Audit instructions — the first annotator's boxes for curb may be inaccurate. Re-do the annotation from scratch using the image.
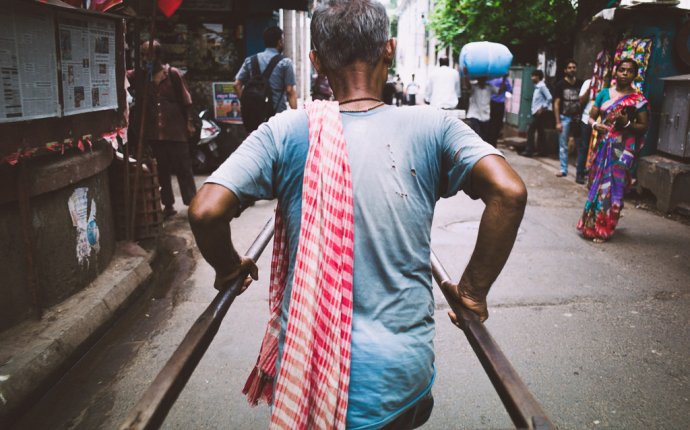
[0,241,154,425]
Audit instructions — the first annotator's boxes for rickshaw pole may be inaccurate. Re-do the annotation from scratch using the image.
[119,217,275,430]
[121,217,554,430]
[430,250,556,430]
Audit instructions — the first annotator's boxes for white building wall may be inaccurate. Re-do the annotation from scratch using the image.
[395,0,438,103]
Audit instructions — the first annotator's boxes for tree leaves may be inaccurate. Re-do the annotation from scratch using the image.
[429,0,577,54]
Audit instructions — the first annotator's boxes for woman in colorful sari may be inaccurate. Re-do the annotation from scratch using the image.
[577,58,649,242]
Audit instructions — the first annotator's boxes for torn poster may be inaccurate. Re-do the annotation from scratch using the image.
[68,187,100,265]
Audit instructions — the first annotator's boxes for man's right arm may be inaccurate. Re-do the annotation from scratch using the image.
[445,155,527,322]
[553,84,562,131]
[189,184,257,291]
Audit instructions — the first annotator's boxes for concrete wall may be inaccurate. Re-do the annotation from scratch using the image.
[0,145,115,331]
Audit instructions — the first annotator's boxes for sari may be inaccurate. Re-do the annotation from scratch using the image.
[576,91,648,241]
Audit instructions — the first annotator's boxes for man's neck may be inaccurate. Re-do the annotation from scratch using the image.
[328,61,387,102]
[565,75,576,84]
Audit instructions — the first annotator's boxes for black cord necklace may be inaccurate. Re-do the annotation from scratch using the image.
[338,97,383,105]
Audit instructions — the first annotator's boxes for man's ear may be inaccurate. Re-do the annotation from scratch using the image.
[383,38,396,65]
[310,50,324,75]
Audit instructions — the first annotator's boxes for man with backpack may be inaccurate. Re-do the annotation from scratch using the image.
[234,26,297,134]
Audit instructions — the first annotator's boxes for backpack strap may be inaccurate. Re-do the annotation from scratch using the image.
[262,55,285,111]
[250,55,261,79]
[262,54,284,80]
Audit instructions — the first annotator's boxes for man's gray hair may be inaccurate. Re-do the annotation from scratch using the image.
[311,0,389,71]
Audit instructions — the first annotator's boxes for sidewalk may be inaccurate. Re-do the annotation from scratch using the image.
[0,241,154,426]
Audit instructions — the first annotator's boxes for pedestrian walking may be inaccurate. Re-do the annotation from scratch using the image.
[383,77,396,105]
[487,75,512,147]
[394,74,404,106]
[189,1,527,428]
[577,59,649,243]
[406,74,419,105]
[129,40,197,219]
[463,70,505,143]
[234,26,297,134]
[520,70,552,157]
[554,60,586,178]
[576,78,595,184]
[425,56,460,110]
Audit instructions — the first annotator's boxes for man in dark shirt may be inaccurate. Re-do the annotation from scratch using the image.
[554,59,585,181]
[130,40,197,219]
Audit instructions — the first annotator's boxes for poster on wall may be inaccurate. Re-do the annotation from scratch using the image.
[212,82,242,124]
[59,15,118,115]
[0,12,60,123]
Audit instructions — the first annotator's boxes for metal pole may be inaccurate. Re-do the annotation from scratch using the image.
[129,0,158,240]
[430,249,555,430]
[120,217,275,430]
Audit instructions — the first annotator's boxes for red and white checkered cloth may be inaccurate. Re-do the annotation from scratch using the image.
[243,100,355,429]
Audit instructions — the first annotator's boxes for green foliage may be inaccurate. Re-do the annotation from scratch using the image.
[429,0,577,52]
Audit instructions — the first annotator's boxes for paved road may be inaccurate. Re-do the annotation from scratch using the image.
[11,149,690,429]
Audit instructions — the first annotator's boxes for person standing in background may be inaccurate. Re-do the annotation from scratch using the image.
[129,40,197,219]
[553,60,585,178]
[394,74,404,106]
[406,74,419,105]
[487,75,512,147]
[425,56,461,110]
[576,78,594,184]
[577,59,649,243]
[520,70,552,157]
[464,71,504,143]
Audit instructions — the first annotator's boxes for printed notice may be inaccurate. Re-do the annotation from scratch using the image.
[59,15,118,115]
[0,12,60,123]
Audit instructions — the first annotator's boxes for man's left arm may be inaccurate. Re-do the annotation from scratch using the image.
[284,60,297,109]
[286,85,297,109]
[175,69,196,136]
[445,155,527,322]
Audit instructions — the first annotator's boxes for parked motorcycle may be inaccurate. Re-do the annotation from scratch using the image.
[191,110,222,173]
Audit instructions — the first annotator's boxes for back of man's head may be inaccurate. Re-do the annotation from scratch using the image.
[263,26,283,48]
[532,70,544,80]
[311,0,389,72]
[439,57,449,67]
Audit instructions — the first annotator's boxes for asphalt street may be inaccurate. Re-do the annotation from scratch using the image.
[11,147,690,430]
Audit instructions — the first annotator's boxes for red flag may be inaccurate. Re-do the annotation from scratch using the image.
[157,0,183,17]
[89,0,124,12]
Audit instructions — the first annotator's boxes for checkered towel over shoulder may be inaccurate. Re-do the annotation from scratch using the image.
[243,100,355,429]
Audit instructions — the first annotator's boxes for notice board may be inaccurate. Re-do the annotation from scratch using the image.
[0,2,125,162]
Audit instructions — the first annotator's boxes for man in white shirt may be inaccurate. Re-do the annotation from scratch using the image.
[406,74,419,105]
[464,71,504,142]
[425,57,460,109]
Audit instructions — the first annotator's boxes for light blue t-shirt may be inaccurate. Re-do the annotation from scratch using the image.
[206,105,501,429]
[531,80,553,115]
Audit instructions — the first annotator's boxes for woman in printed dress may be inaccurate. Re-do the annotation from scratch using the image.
[577,58,649,242]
